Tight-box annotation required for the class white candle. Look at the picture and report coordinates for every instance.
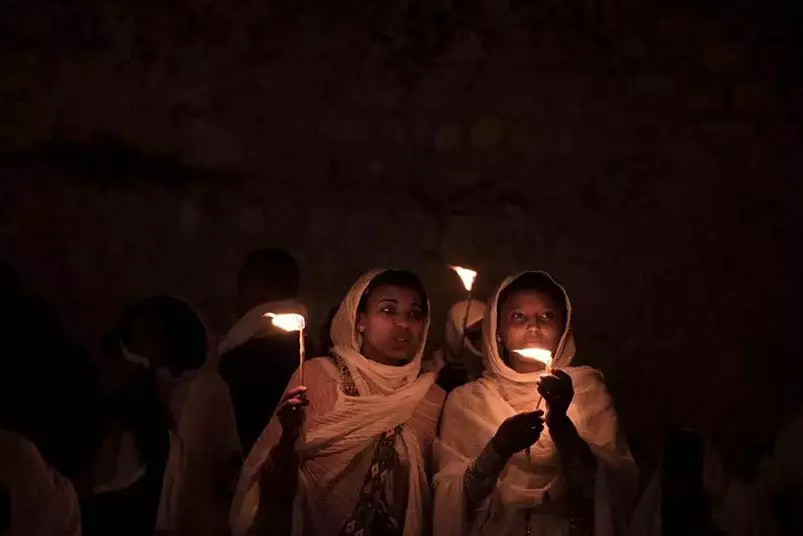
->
[265,312,307,384]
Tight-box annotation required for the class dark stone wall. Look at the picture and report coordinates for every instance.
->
[2,0,801,467]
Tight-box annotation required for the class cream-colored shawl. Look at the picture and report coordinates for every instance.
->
[0,430,81,536]
[216,299,308,358]
[434,271,637,536]
[231,270,436,536]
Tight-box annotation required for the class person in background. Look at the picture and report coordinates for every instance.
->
[630,426,779,536]
[230,269,449,536]
[434,271,638,536]
[0,261,95,536]
[218,248,310,455]
[425,299,486,390]
[86,296,240,536]
[0,431,81,536]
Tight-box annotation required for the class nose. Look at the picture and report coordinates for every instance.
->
[395,316,410,328]
[526,318,540,331]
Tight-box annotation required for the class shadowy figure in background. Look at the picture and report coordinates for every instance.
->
[86,296,241,536]
[0,261,100,535]
[82,320,171,536]
[218,248,310,456]
[630,426,778,536]
[425,299,486,393]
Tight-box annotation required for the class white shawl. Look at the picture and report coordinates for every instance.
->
[434,271,637,536]
[231,270,436,536]
[0,430,81,536]
[216,300,308,358]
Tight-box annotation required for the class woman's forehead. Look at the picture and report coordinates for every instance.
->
[500,289,560,309]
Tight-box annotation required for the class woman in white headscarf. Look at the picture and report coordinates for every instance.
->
[434,272,637,536]
[230,269,447,536]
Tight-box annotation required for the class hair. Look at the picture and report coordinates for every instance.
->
[238,248,300,301]
[497,272,567,319]
[357,270,429,316]
[118,296,207,374]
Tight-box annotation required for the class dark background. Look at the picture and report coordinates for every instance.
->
[1,0,801,470]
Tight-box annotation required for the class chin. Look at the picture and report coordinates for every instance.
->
[510,356,548,374]
[384,350,414,364]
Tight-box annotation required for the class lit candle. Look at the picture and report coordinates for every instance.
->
[265,312,307,384]
[513,348,553,370]
[514,348,553,411]
[450,265,479,353]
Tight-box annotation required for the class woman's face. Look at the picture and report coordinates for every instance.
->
[498,290,565,373]
[358,284,426,365]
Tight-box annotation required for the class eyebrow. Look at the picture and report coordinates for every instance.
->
[378,298,423,308]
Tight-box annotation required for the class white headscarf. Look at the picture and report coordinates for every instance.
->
[231,270,436,536]
[433,271,637,536]
[216,300,308,358]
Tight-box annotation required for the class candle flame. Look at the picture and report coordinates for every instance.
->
[450,265,478,291]
[264,312,306,332]
[514,348,553,367]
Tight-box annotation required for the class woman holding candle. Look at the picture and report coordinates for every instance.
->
[230,269,447,536]
[433,271,637,536]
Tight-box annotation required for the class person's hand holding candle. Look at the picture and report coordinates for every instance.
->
[537,370,574,428]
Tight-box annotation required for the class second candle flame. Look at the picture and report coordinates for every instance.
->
[450,265,478,292]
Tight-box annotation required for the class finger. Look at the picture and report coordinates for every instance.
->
[285,386,308,399]
[538,376,560,392]
[552,369,571,382]
[284,397,309,408]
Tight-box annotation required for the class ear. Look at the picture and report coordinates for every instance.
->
[356,312,367,333]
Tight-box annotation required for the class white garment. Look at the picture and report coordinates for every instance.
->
[433,271,637,536]
[155,369,242,535]
[216,300,308,358]
[0,430,81,536]
[231,269,437,536]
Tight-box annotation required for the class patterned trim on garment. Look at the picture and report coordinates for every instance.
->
[330,354,406,536]
[332,353,360,396]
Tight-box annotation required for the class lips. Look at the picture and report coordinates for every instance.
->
[390,336,409,348]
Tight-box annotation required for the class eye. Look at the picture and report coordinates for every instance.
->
[409,309,425,322]
[380,305,396,315]
[510,312,527,323]
[539,312,554,321]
